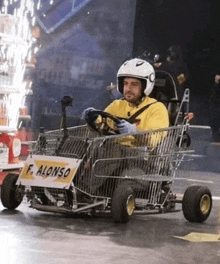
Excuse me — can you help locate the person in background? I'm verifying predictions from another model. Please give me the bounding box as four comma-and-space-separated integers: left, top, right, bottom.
107, 82, 122, 100
154, 45, 189, 100
209, 73, 220, 142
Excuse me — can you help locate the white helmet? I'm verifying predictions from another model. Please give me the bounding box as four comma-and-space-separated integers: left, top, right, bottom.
117, 58, 155, 96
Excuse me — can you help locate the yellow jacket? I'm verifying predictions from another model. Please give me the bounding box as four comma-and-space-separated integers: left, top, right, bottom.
102, 97, 169, 148
104, 96, 169, 131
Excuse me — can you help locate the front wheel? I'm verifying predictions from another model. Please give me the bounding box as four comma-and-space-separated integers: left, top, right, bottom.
111, 184, 135, 223
1, 173, 24, 209
182, 185, 212, 223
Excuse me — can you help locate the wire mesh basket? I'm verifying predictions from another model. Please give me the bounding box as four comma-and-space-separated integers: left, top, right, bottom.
32, 124, 188, 201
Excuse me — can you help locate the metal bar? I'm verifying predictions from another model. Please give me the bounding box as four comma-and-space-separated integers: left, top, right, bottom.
31, 200, 106, 213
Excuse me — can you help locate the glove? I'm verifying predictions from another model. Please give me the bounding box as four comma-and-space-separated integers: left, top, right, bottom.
81, 107, 98, 123
116, 119, 138, 134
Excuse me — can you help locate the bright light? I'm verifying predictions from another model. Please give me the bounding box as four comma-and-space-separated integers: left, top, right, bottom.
31, 16, 36, 26
0, 0, 38, 132
37, 0, 41, 10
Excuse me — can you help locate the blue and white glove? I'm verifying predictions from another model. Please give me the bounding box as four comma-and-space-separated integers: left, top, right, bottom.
116, 119, 138, 134
81, 107, 98, 123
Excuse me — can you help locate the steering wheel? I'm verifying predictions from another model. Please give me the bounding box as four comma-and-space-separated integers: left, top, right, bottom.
86, 110, 121, 135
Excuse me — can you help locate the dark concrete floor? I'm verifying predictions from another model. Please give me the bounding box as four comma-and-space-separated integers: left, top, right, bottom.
0, 170, 220, 264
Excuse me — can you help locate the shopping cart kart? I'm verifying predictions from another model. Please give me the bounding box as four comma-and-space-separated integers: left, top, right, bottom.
0, 96, 212, 223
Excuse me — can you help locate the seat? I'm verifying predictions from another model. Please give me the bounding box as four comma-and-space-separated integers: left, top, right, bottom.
150, 70, 189, 126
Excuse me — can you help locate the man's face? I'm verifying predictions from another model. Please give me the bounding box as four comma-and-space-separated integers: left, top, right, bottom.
123, 77, 142, 104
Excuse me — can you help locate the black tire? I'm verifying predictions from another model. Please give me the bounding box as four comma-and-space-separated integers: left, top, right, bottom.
1, 173, 23, 209
182, 185, 212, 223
111, 184, 135, 223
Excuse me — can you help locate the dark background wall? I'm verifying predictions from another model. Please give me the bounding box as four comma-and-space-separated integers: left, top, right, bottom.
133, 0, 220, 125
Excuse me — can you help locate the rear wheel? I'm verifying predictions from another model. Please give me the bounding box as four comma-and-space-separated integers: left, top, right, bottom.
182, 185, 212, 223
1, 173, 23, 209
111, 184, 135, 223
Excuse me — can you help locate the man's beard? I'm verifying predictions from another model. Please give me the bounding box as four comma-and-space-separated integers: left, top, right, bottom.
124, 93, 142, 105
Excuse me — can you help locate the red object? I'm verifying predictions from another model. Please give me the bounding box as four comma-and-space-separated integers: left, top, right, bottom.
0, 133, 19, 164
16, 129, 34, 142
20, 144, 30, 156
16, 129, 34, 158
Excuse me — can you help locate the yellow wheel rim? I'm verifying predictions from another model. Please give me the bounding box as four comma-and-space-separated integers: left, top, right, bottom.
126, 194, 135, 215
200, 194, 211, 215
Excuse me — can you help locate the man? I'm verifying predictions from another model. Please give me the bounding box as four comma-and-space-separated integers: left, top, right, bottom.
154, 45, 189, 100
82, 58, 169, 134
81, 58, 169, 195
